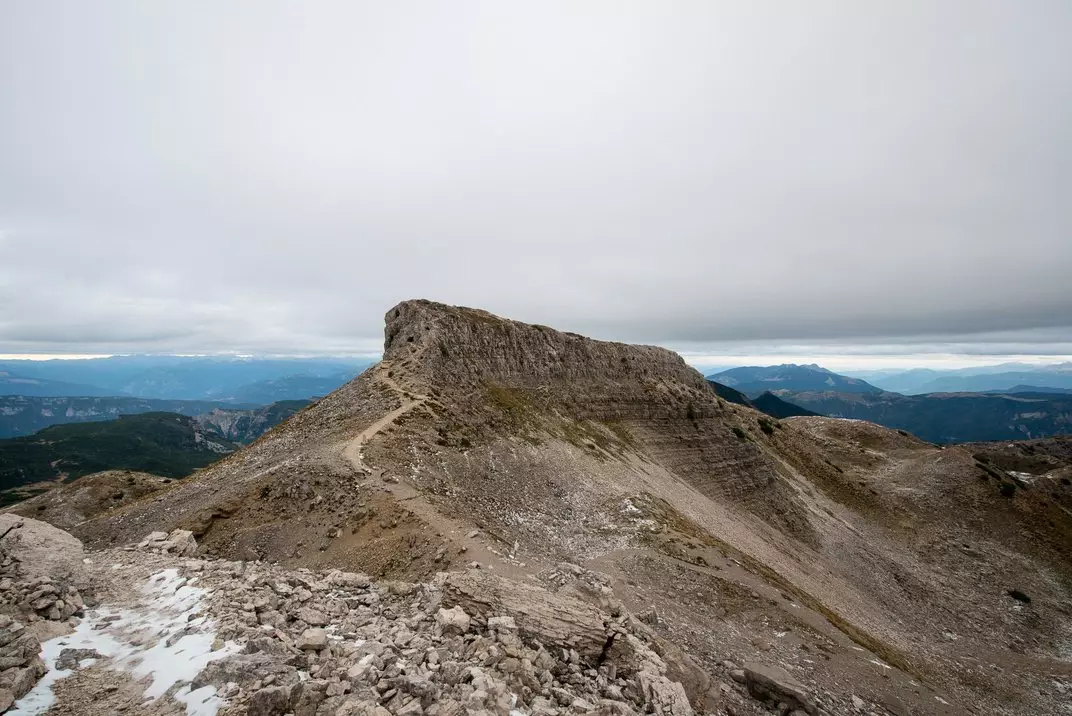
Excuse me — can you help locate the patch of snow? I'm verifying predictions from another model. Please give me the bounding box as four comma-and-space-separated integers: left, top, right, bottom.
11, 568, 238, 716
869, 659, 892, 670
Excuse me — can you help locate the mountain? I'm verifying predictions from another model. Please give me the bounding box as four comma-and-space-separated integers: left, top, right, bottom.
193, 399, 310, 443
750, 391, 820, 418
776, 389, 1072, 443
706, 380, 752, 406
707, 380, 820, 418
913, 368, 1072, 394
0, 370, 115, 397
0, 355, 374, 401
0, 413, 238, 500
856, 363, 1072, 394
707, 363, 883, 397
991, 385, 1072, 395
845, 367, 944, 394
223, 372, 359, 403
0, 395, 305, 440
70, 299, 1072, 715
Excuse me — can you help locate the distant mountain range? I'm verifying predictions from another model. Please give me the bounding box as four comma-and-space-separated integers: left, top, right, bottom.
0, 395, 309, 440
706, 363, 1072, 442
707, 364, 882, 397
0, 413, 239, 497
776, 389, 1072, 443
847, 362, 1072, 395
0, 355, 374, 402
707, 380, 821, 419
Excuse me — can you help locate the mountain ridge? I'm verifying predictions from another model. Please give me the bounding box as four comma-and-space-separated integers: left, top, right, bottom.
707, 364, 883, 397
67, 300, 1072, 715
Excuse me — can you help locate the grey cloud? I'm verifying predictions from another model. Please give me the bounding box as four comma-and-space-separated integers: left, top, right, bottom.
2, 1, 1071, 357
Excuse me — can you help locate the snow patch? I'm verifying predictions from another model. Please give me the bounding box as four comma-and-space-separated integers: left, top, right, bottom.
10, 568, 238, 716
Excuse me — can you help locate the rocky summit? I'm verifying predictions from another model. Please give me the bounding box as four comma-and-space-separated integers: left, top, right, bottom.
3, 300, 1071, 715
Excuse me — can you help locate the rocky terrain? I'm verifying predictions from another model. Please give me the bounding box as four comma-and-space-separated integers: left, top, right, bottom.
0, 517, 807, 716
2, 471, 174, 530
4, 299, 1071, 715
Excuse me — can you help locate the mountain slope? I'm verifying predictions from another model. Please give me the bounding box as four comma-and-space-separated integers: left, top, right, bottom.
73, 300, 1072, 716
708, 380, 821, 419
750, 391, 820, 418
708, 364, 882, 396
0, 413, 237, 496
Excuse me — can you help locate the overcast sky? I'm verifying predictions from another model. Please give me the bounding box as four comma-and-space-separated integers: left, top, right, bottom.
2, 1, 1070, 368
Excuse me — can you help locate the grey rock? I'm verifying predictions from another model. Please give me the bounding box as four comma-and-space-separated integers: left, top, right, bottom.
435, 606, 470, 635
298, 627, 328, 650
248, 685, 293, 716
742, 662, 816, 715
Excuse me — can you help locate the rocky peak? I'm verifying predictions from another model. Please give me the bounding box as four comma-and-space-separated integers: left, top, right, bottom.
382, 299, 708, 397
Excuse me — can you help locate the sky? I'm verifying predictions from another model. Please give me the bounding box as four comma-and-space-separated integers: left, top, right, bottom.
2, 2, 1071, 370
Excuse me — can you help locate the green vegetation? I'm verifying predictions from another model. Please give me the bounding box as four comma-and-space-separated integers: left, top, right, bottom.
731, 426, 747, 441
0, 413, 238, 491
757, 417, 775, 435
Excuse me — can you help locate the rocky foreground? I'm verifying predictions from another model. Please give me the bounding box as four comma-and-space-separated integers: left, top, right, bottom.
0, 515, 823, 716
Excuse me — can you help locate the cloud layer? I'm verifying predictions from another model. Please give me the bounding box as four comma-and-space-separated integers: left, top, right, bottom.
3, 2, 1070, 356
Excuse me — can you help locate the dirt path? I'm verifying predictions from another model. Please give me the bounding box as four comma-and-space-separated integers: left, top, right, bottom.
341, 364, 538, 577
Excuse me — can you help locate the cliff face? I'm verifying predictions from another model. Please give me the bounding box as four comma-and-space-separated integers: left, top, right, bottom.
67, 300, 1072, 716
383, 299, 707, 394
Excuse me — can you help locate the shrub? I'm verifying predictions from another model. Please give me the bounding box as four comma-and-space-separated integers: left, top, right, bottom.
757, 418, 774, 436
686, 403, 697, 421
732, 427, 747, 441
999, 482, 1016, 498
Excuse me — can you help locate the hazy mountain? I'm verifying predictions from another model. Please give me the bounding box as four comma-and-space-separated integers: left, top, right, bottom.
777, 389, 1072, 443
855, 363, 1072, 394
912, 367, 1072, 394
223, 372, 359, 403
990, 385, 1072, 395
0, 412, 238, 496
0, 395, 308, 440
0, 356, 374, 401
0, 371, 116, 397
707, 363, 882, 397
846, 368, 944, 394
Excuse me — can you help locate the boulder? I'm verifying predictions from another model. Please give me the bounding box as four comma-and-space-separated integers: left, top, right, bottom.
435, 606, 471, 635
298, 628, 328, 651
440, 571, 606, 658
743, 662, 816, 715
0, 515, 88, 588
248, 685, 293, 716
